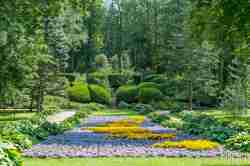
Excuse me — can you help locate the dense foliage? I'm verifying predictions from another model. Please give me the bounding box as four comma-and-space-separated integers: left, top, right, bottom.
0, 142, 23, 166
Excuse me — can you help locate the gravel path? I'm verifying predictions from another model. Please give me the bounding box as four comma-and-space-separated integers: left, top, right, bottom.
24, 115, 225, 158
47, 111, 76, 123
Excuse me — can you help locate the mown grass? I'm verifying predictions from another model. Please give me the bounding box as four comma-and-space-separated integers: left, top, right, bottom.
0, 112, 35, 121
24, 157, 250, 166
92, 108, 138, 116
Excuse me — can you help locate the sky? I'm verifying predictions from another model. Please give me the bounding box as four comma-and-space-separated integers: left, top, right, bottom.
105, 0, 112, 6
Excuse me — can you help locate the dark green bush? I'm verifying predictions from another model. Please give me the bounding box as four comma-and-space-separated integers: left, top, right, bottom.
134, 103, 154, 114
138, 87, 163, 103
88, 84, 112, 105
108, 73, 128, 89
181, 113, 239, 143
66, 82, 91, 103
40, 122, 64, 136
14, 120, 48, 141
225, 133, 250, 152
116, 85, 139, 103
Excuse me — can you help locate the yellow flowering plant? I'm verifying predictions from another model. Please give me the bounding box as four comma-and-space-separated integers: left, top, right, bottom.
85, 117, 176, 140
153, 140, 220, 150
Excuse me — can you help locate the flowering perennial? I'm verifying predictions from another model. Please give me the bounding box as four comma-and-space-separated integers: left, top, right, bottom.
153, 140, 220, 150
86, 117, 176, 140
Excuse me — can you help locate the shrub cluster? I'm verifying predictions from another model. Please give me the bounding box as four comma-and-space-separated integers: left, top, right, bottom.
88, 85, 112, 105
138, 87, 163, 103
66, 82, 91, 103
116, 85, 138, 103
180, 113, 240, 143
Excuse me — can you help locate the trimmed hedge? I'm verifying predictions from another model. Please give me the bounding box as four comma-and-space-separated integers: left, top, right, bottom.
89, 84, 112, 105
66, 82, 91, 103
138, 87, 163, 103
116, 85, 138, 103
138, 82, 160, 90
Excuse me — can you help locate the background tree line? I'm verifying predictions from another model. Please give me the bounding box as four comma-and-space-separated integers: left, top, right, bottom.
0, 0, 249, 113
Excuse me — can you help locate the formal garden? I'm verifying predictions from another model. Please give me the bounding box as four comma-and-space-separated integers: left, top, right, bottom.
1, 0, 250, 166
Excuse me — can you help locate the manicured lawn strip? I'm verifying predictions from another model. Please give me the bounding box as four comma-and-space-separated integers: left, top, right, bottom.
24, 157, 250, 166
0, 112, 35, 121
92, 109, 138, 116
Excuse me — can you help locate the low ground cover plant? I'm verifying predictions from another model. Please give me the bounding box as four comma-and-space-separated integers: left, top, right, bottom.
0, 141, 23, 166
0, 104, 88, 151
225, 133, 250, 152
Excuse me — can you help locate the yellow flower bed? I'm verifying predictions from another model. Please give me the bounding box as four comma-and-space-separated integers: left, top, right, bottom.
153, 140, 220, 150
87, 117, 176, 140
88, 127, 149, 134
126, 133, 176, 140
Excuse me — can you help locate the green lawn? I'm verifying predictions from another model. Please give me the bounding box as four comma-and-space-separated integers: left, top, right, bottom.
24, 158, 250, 166
92, 108, 138, 116
0, 112, 35, 121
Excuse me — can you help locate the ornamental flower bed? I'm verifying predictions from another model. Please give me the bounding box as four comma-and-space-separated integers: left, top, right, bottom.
86, 117, 176, 140
153, 140, 220, 151
24, 115, 235, 158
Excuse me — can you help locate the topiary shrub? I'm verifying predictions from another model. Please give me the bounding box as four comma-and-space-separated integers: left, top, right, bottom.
138, 82, 160, 90
87, 72, 108, 87
66, 82, 91, 103
88, 85, 112, 105
138, 87, 164, 104
116, 85, 139, 103
108, 73, 128, 89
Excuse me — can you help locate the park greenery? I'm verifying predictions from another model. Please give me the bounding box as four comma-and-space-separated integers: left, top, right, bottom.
0, 0, 250, 165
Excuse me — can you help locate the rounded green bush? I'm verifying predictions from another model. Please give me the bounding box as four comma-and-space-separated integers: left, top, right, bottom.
66, 82, 91, 103
138, 87, 163, 103
89, 84, 112, 105
116, 85, 138, 103
138, 82, 160, 90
